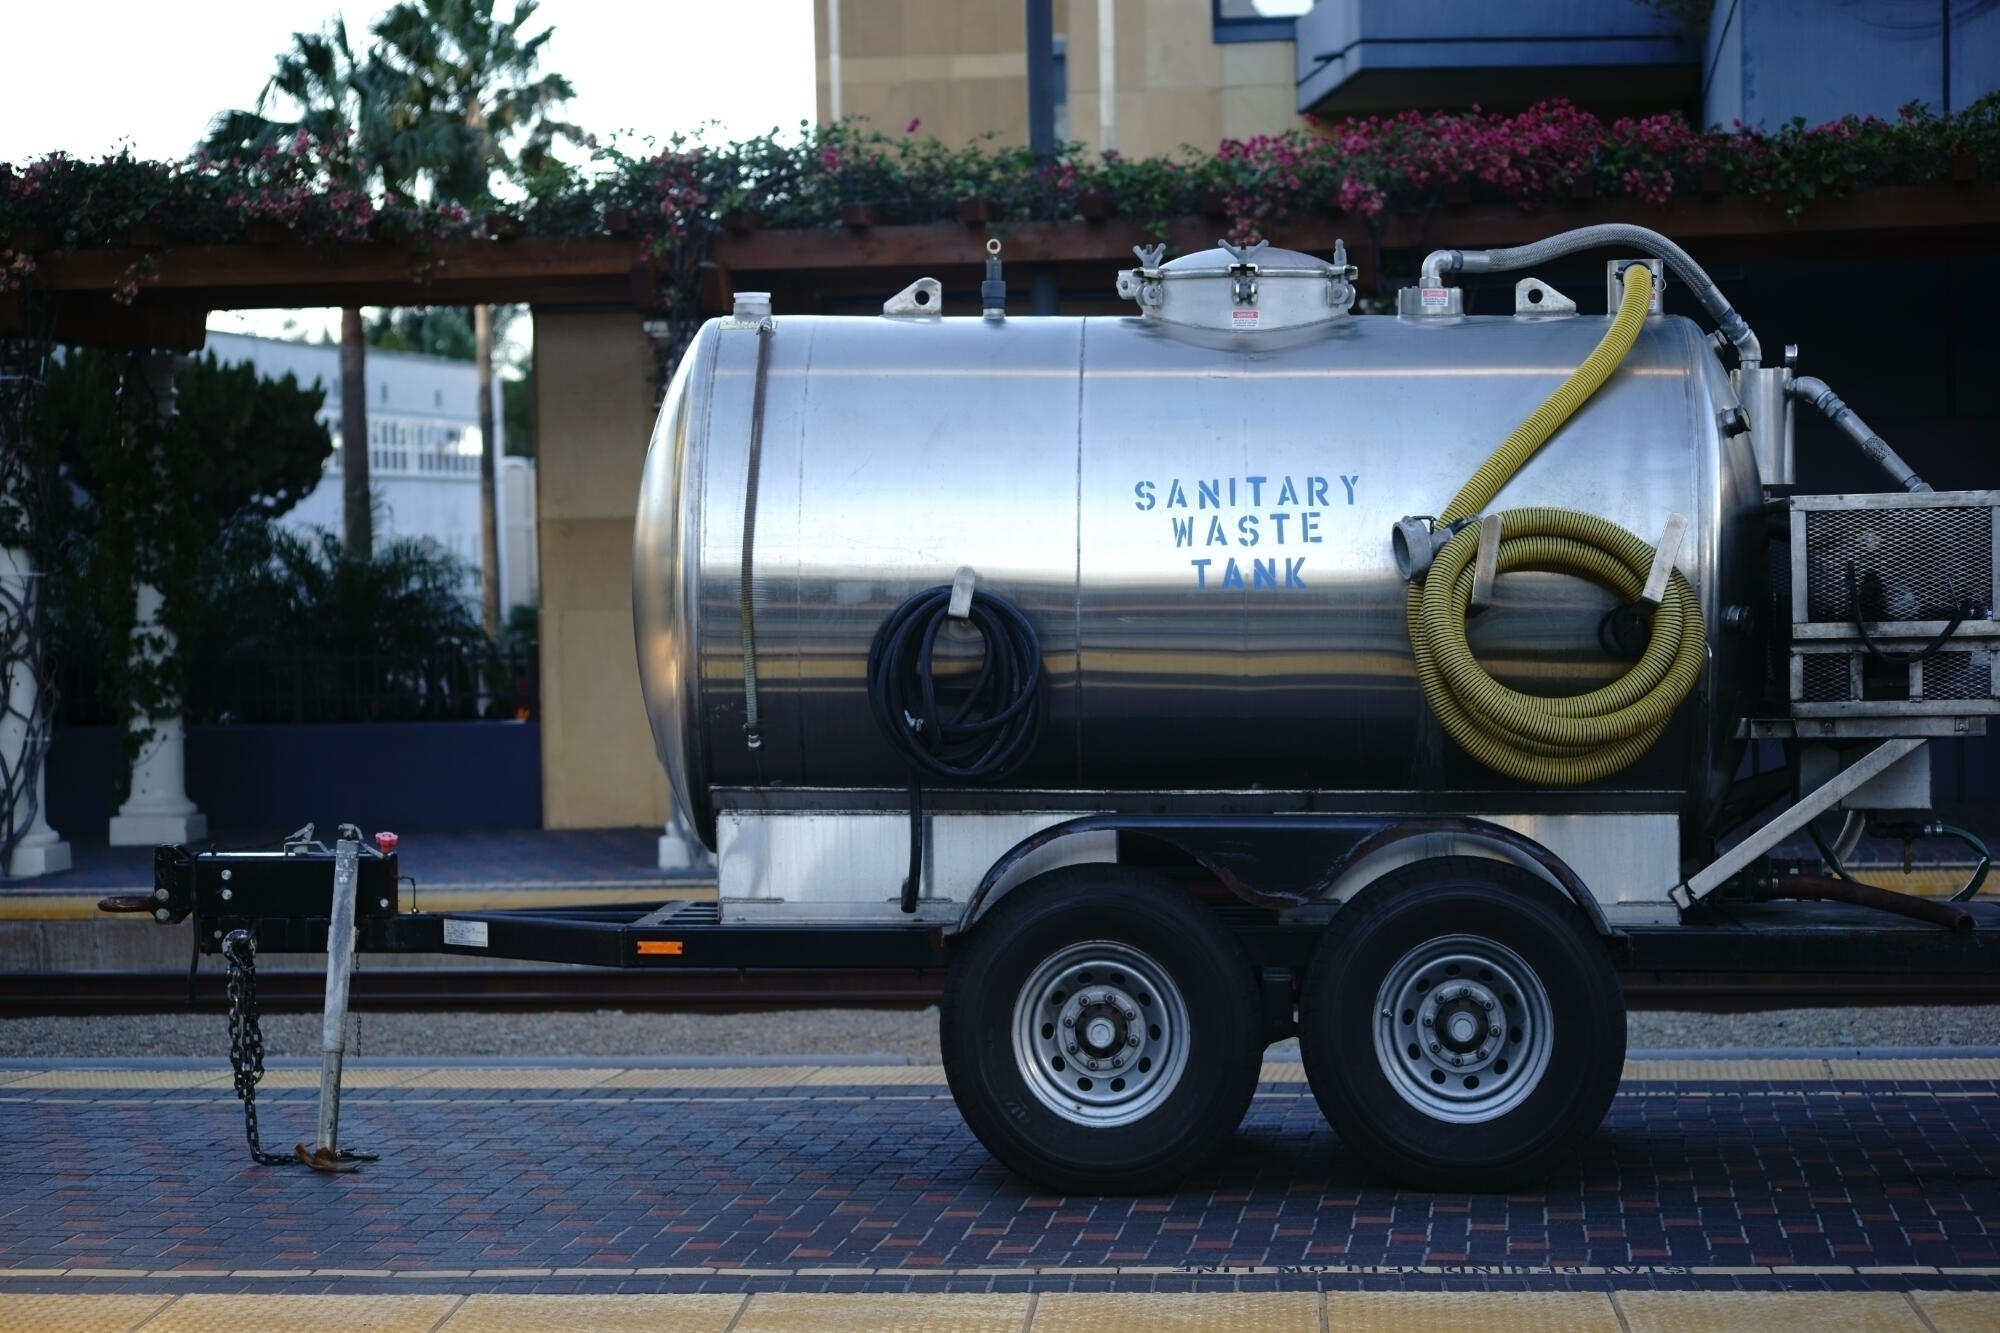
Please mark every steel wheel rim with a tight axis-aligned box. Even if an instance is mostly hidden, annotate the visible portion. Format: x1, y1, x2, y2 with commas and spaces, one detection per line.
1373, 933, 1555, 1123
1011, 940, 1191, 1128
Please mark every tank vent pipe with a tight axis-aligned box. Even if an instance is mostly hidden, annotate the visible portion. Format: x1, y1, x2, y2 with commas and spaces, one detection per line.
1421, 223, 1761, 366
1788, 376, 1931, 493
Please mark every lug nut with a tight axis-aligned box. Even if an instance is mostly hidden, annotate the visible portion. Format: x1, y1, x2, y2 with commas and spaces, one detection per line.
1429, 1042, 1441, 1054
1422, 1015, 1433, 1028
1063, 1015, 1074, 1027
1479, 997, 1493, 1010
1451, 1055, 1463, 1066
1127, 1035, 1139, 1048
1476, 1048, 1489, 1060
1087, 1058, 1099, 1070
1066, 1042, 1078, 1054
1489, 1024, 1502, 1038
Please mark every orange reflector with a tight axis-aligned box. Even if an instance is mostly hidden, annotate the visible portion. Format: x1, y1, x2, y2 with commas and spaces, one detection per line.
636, 940, 684, 956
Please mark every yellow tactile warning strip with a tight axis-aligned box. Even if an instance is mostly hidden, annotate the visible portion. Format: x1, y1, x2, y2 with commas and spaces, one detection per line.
398, 1067, 627, 1089
1827, 1058, 2000, 1080
1616, 1290, 1930, 1332
1037, 1290, 1321, 1331
1322, 1290, 1623, 1331
732, 1292, 1032, 1332
600, 1066, 823, 1089
1620, 1058, 1833, 1081
251, 1068, 425, 1089
442, 1293, 744, 1332
133, 1293, 464, 1332
4, 1292, 1997, 1332
6, 1070, 231, 1090
1915, 1290, 2000, 1333
0, 1293, 175, 1333
5, 1057, 2000, 1092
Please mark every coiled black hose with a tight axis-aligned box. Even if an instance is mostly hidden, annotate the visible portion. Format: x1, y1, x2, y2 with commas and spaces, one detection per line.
867, 585, 1046, 911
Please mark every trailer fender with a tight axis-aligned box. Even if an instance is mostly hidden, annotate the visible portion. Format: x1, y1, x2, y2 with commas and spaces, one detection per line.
954, 815, 1610, 939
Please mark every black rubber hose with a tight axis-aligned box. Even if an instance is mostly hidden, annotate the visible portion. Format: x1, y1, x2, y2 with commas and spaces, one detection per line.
866, 586, 1046, 911
1846, 562, 1970, 664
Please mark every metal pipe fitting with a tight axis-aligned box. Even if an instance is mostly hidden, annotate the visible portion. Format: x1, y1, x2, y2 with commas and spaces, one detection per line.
1788, 376, 1932, 493
1420, 224, 1763, 366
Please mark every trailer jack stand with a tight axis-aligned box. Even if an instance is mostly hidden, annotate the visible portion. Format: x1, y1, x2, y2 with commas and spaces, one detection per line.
298, 831, 378, 1172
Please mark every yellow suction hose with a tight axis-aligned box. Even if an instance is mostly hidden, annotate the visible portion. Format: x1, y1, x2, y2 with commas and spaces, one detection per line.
1407, 266, 1707, 785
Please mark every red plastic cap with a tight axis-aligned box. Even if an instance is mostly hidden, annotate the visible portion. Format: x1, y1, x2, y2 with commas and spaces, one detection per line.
375, 831, 400, 852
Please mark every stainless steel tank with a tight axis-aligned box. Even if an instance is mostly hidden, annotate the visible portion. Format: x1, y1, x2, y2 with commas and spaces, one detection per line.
634, 246, 1765, 843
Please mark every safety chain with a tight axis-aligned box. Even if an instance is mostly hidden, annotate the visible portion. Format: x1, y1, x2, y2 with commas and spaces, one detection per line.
221, 930, 298, 1166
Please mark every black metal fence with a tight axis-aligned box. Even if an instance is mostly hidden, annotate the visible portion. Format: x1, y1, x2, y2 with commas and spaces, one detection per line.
55, 644, 538, 726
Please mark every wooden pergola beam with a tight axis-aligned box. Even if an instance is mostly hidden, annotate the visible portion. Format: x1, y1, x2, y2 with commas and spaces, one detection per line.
3, 184, 1992, 338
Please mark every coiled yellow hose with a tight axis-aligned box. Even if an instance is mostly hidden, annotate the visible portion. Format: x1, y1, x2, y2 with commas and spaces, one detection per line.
1407, 267, 1707, 785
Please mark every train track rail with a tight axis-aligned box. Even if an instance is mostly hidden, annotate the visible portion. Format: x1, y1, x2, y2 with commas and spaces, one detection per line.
4, 967, 1999, 1016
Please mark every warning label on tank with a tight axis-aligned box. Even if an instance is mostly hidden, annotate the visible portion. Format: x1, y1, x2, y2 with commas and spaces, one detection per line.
1130, 472, 1358, 590
1230, 309, 1260, 330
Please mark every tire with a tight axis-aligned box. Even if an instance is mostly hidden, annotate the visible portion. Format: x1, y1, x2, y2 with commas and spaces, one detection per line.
940, 865, 1264, 1194
1298, 856, 1625, 1191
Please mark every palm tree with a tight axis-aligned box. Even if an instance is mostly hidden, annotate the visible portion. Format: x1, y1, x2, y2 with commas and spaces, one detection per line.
206, 22, 383, 561
365, 0, 579, 636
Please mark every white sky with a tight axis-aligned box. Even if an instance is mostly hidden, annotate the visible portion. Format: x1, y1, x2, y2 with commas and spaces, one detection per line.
0, 0, 818, 343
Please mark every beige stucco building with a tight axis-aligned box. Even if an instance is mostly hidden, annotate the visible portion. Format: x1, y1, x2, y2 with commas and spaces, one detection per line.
533, 313, 676, 831
814, 0, 1306, 158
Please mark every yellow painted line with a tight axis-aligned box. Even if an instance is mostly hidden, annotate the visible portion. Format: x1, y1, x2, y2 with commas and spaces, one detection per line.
0, 1292, 175, 1333
441, 1294, 745, 1332
1320, 1291, 1621, 1332
1615, 1291, 1927, 1332
136, 1293, 463, 1332
1914, 1291, 2000, 1333
1261, 1060, 1306, 1083
0, 883, 716, 921
1036, 1290, 1321, 1331
735, 1292, 1031, 1333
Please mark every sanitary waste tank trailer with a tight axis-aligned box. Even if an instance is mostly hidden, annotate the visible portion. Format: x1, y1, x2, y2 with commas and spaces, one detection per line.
130, 223, 2000, 1193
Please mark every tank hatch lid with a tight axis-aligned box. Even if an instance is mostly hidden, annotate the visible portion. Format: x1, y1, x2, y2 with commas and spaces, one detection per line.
1116, 239, 1358, 333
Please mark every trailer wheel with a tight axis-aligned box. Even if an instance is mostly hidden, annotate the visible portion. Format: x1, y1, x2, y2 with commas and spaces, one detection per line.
1298, 857, 1624, 1191
941, 866, 1262, 1194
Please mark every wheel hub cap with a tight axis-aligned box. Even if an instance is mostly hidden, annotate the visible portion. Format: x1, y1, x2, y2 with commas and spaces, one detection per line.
1012, 941, 1191, 1128
1375, 934, 1555, 1123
